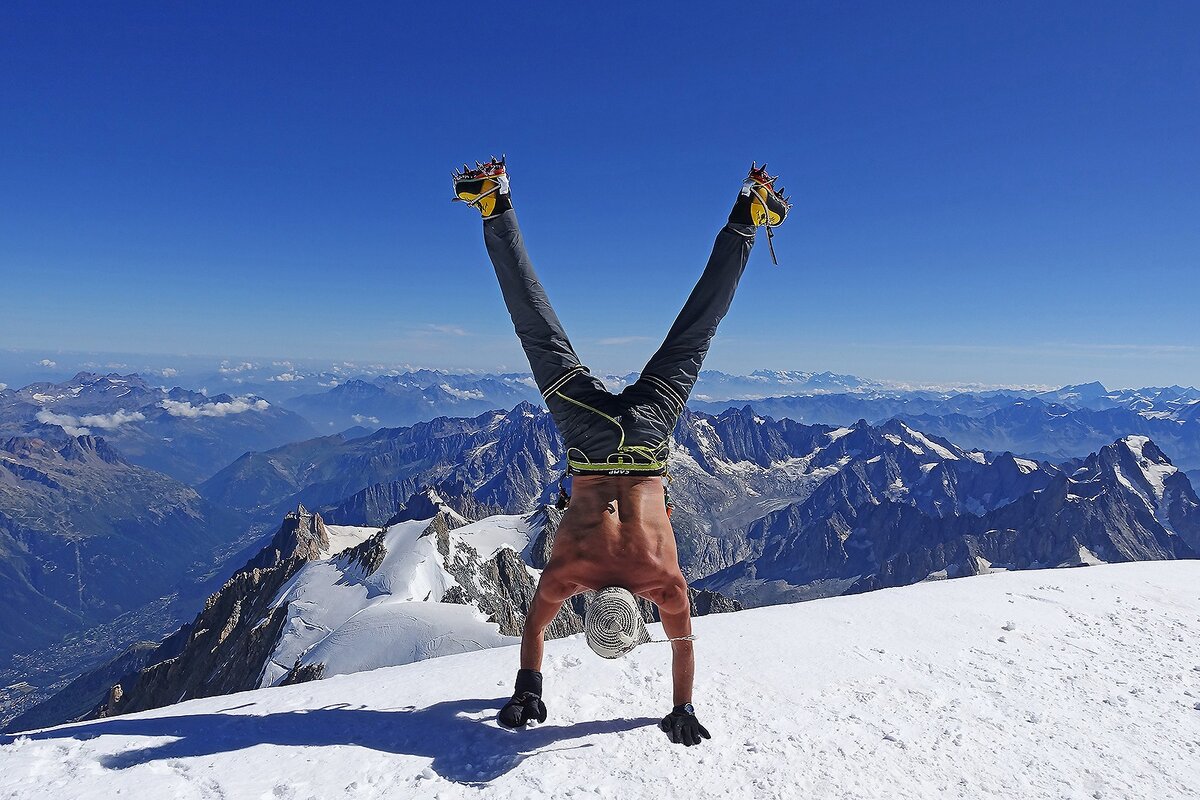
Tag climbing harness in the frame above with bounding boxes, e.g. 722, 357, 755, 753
553, 470, 674, 516
554, 390, 671, 475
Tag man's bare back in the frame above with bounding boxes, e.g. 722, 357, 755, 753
544, 476, 684, 599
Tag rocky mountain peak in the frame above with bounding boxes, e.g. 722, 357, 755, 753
524, 504, 564, 569
1085, 436, 1178, 501
245, 505, 330, 571
0, 434, 125, 465
1063, 380, 1108, 397
57, 436, 126, 465
506, 400, 541, 418
1118, 435, 1172, 466
384, 487, 486, 527
1, 436, 50, 457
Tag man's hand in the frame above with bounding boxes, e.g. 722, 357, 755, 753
498, 691, 547, 728
659, 703, 711, 746
498, 668, 546, 728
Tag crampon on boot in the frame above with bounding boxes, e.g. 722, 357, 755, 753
729, 162, 791, 263
452, 156, 512, 219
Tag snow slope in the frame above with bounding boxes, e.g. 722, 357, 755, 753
262, 515, 535, 686
3, 563, 1198, 800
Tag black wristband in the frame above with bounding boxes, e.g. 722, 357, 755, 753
672, 703, 695, 715
515, 668, 542, 697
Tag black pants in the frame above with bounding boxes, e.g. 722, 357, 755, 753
484, 209, 755, 475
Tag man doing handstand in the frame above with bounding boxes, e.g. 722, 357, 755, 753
452, 157, 789, 746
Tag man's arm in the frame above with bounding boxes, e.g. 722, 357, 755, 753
520, 572, 576, 671
500, 570, 578, 729
655, 579, 695, 705
654, 577, 712, 747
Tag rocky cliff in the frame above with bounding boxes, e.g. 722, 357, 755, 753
98, 505, 331, 716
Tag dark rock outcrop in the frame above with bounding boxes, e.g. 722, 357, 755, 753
102, 506, 330, 716
4, 640, 161, 732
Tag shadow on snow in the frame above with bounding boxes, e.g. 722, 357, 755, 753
3, 697, 659, 785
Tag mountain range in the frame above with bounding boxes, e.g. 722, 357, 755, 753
10, 370, 1200, 484
0, 372, 316, 484
193, 403, 1200, 592
199, 403, 564, 523
3, 367, 1199, 736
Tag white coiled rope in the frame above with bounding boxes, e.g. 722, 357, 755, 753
584, 586, 697, 660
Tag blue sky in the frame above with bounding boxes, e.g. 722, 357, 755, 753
2, 1, 1197, 388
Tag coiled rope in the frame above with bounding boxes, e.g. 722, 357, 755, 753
584, 586, 697, 660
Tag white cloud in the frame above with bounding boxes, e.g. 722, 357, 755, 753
81, 409, 146, 429
438, 384, 485, 400
218, 361, 258, 374
39, 359, 57, 368
37, 411, 88, 436
0, 383, 7, 392
161, 397, 270, 418
318, 379, 340, 388
268, 372, 303, 382
158, 367, 179, 378
351, 414, 381, 425
37, 408, 146, 437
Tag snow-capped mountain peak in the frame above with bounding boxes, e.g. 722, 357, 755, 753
1117, 434, 1177, 503
261, 509, 546, 687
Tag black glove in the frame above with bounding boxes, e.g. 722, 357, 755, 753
659, 703, 711, 746
498, 669, 547, 728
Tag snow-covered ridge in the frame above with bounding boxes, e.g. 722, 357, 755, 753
1122, 434, 1177, 502
4, 563, 1196, 799
260, 513, 539, 687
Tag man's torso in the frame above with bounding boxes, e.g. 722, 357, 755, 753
548, 475, 682, 597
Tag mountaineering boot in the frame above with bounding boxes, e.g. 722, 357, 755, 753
728, 162, 790, 228
452, 155, 512, 219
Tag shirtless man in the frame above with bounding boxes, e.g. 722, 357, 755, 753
452, 157, 789, 746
